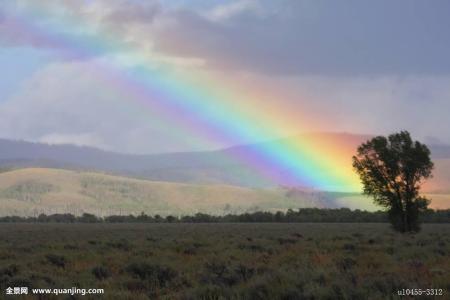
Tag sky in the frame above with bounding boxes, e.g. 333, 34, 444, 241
0, 0, 450, 154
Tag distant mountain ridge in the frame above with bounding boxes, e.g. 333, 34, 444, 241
0, 133, 449, 191
0, 138, 269, 187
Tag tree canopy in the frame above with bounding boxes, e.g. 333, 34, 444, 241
353, 131, 433, 232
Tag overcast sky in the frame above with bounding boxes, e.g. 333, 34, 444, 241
0, 0, 449, 154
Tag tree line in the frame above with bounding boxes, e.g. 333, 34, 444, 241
0, 208, 448, 223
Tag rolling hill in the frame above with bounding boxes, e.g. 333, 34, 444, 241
1, 133, 449, 192
0, 168, 376, 217
0, 168, 446, 217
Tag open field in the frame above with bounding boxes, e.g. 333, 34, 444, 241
0, 223, 448, 299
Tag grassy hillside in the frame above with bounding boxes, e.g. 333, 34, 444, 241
1, 134, 449, 191
0, 168, 338, 217
0, 168, 447, 216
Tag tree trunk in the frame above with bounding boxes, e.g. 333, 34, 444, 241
403, 209, 408, 232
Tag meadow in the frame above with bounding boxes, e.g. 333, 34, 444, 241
0, 223, 448, 299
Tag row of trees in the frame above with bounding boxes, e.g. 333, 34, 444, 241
0, 208, 448, 223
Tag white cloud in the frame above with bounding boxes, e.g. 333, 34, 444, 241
1, 57, 449, 154
0, 59, 218, 154
3, 0, 450, 75
280, 75, 450, 143
0, 0, 449, 153
205, 0, 262, 22
38, 132, 106, 148
0, 0, 161, 55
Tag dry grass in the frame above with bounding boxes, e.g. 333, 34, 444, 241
0, 168, 447, 217
0, 168, 331, 216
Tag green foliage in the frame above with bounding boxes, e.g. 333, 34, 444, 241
78, 213, 100, 223
353, 131, 434, 232
1, 208, 449, 223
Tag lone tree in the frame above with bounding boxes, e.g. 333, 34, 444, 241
352, 131, 433, 232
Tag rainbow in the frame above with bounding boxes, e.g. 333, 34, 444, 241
3, 3, 362, 192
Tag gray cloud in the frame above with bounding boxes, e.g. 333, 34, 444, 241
102, 1, 161, 25
153, 0, 450, 76
286, 76, 450, 143
1, 59, 449, 153
0, 61, 218, 154
4, 0, 450, 75
0, 0, 160, 58
1, 0, 449, 153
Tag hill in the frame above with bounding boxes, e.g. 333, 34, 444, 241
0, 138, 270, 187
0, 168, 379, 217
0, 133, 449, 191
0, 168, 447, 216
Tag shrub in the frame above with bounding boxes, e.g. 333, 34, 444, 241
125, 262, 177, 288
235, 264, 255, 282
336, 257, 357, 272
187, 284, 230, 300
343, 243, 356, 251
4, 277, 33, 290
63, 244, 79, 250
183, 247, 197, 255
204, 261, 227, 279
240, 244, 266, 252
277, 238, 297, 245
291, 233, 304, 238
125, 280, 147, 292
243, 275, 275, 300
203, 261, 239, 286
28, 274, 56, 286
385, 247, 395, 255
107, 239, 131, 251
313, 273, 327, 286
92, 266, 111, 280
279, 287, 304, 300
45, 254, 66, 268
370, 274, 408, 295
0, 264, 19, 277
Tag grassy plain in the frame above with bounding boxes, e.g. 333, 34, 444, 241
0, 223, 448, 299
